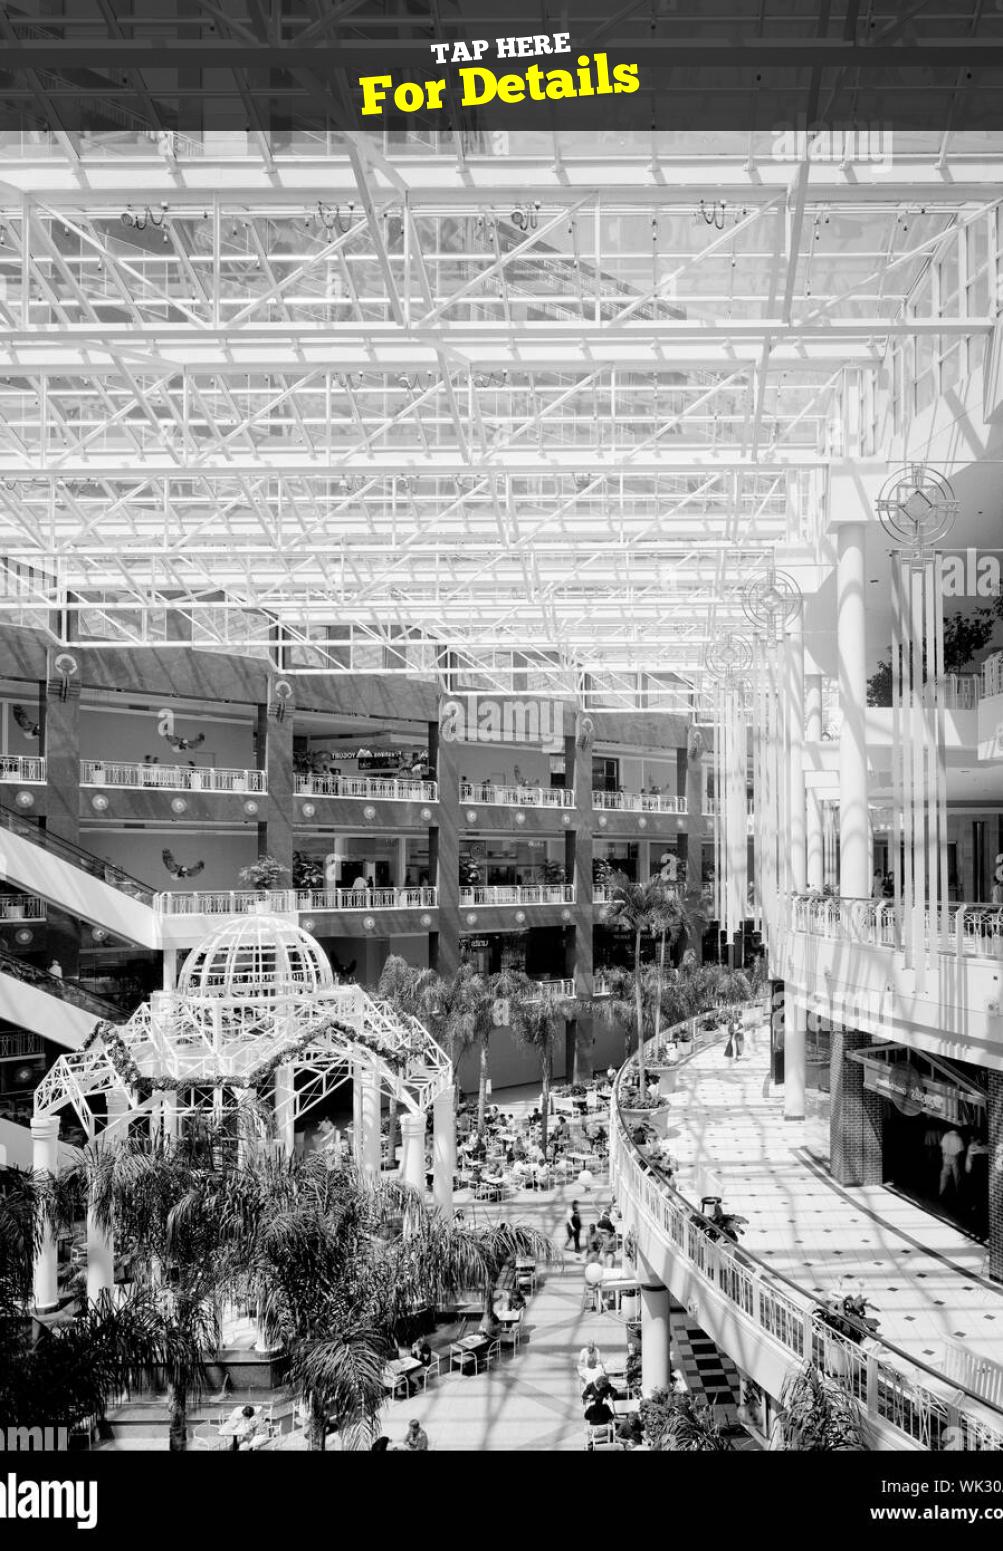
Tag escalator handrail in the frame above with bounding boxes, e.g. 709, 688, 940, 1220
0, 802, 154, 904
0, 945, 125, 1021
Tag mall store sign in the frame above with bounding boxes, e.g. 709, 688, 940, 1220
439, 695, 565, 752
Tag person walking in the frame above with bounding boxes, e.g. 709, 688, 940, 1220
939, 1127, 965, 1197
565, 1199, 582, 1253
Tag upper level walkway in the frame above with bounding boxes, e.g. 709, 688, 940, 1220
612, 1014, 1003, 1448
659, 1022, 1001, 1369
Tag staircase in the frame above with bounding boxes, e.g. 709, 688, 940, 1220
0, 804, 159, 948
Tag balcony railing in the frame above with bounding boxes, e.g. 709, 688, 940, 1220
458, 884, 575, 907
461, 781, 574, 809
790, 893, 1003, 961
593, 973, 613, 996
0, 755, 45, 783
154, 886, 438, 916
296, 774, 437, 803
0, 894, 46, 923
299, 886, 438, 913
593, 886, 611, 905
527, 977, 576, 1001
592, 791, 686, 814
81, 760, 266, 794
611, 1010, 1003, 1452
921, 673, 979, 710
0, 1030, 42, 1059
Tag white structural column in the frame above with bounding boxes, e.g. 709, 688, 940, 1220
399, 1111, 427, 1192
784, 997, 807, 1122
837, 523, 870, 899
359, 1063, 382, 1180
273, 1063, 296, 1158
86, 1195, 115, 1303
638, 1254, 671, 1396
786, 631, 806, 894
804, 674, 824, 890
432, 1089, 455, 1213
31, 1115, 60, 1312
162, 949, 178, 991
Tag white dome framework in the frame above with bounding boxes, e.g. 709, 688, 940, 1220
32, 915, 452, 1154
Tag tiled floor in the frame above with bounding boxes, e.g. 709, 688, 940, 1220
657, 1021, 1003, 1369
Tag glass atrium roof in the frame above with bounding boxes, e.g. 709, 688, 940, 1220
0, 127, 999, 708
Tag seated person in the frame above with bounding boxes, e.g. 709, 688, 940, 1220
410, 1337, 433, 1369
226, 1404, 261, 1451
478, 1307, 502, 1341
402, 1419, 429, 1452
577, 1340, 605, 1390
616, 1413, 644, 1449
582, 1373, 613, 1407
584, 1394, 615, 1428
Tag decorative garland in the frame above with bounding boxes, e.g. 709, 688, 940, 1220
84, 1009, 409, 1098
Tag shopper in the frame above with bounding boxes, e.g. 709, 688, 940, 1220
565, 1199, 582, 1253
402, 1419, 429, 1452
939, 1127, 966, 1197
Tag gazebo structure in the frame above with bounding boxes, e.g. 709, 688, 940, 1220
29, 915, 454, 1312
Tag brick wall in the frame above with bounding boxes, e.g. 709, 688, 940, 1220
829, 1027, 884, 1187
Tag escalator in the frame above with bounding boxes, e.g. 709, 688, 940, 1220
0, 803, 160, 948
0, 946, 124, 1051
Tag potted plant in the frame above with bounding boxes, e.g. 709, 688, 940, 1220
238, 855, 290, 894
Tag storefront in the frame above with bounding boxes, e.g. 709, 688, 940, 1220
848, 1043, 989, 1238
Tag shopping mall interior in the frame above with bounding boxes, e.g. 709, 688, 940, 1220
3, 114, 1003, 1458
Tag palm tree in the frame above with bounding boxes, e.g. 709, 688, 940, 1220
0, 1165, 42, 1315
648, 887, 691, 1048
602, 872, 668, 1091
775, 1361, 869, 1450
375, 955, 439, 1169
234, 1158, 557, 1448
72, 1131, 235, 1450
506, 973, 573, 1153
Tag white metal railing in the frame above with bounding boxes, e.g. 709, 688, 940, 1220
592, 790, 686, 814
593, 886, 611, 905
982, 652, 1003, 700
593, 973, 613, 996
296, 774, 438, 803
0, 754, 45, 783
81, 760, 266, 794
154, 886, 438, 916
0, 1030, 42, 1059
458, 884, 575, 907
0, 894, 45, 922
791, 893, 1003, 962
527, 977, 576, 1000
461, 781, 574, 809
299, 886, 438, 913
611, 1010, 1003, 1452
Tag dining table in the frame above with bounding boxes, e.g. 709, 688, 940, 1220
611, 1397, 641, 1417
450, 1333, 491, 1373
382, 1355, 424, 1395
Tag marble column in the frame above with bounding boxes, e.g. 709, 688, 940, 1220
429, 718, 460, 976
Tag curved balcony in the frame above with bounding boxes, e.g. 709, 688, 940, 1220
458, 884, 575, 908
592, 790, 686, 815
526, 977, 576, 1001
0, 754, 45, 783
611, 1012, 1003, 1451
296, 774, 437, 803
82, 760, 266, 794
461, 781, 573, 809
790, 893, 1003, 961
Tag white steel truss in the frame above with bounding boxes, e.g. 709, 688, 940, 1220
0, 128, 1000, 706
